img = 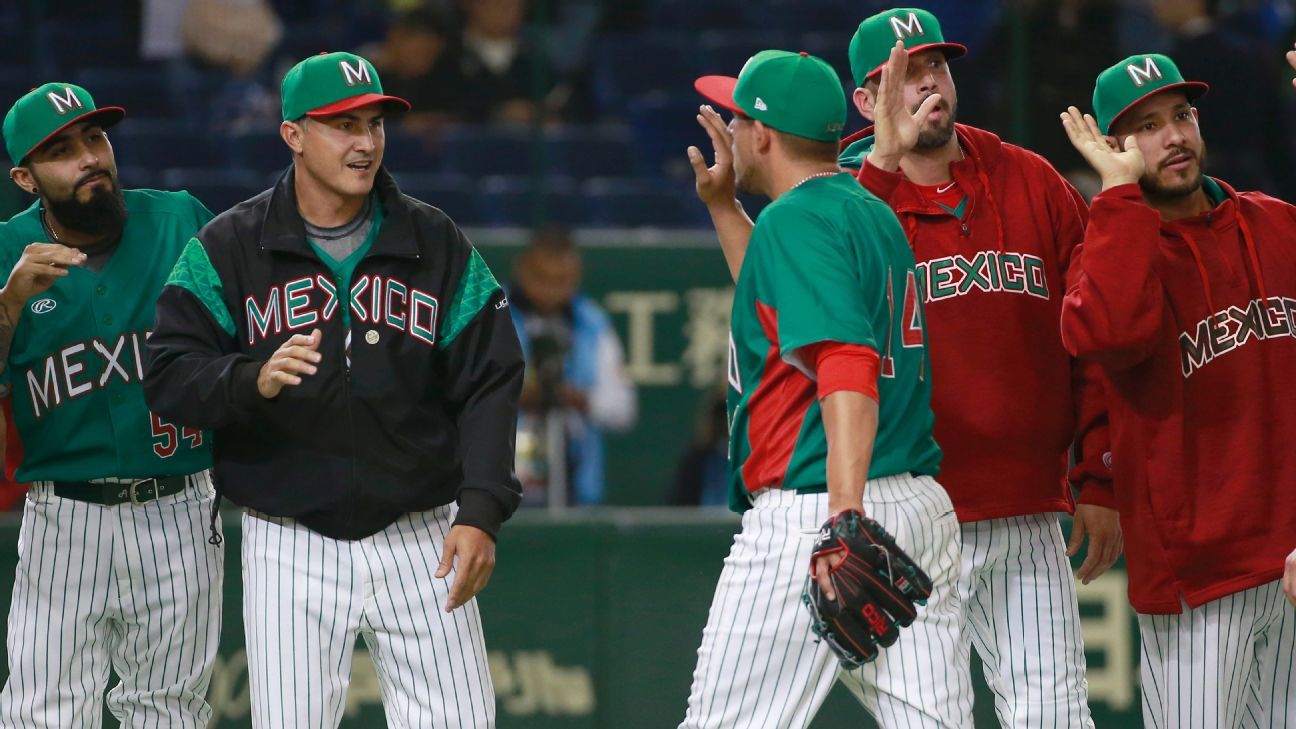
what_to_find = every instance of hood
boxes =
[1162,176,1269,316]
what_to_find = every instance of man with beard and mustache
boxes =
[144,52,523,727]
[1060,53,1296,726]
[689,7,1114,727]
[0,83,222,726]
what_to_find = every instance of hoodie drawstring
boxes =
[975,169,1007,253]
[1172,229,1219,318]
[1234,212,1270,303]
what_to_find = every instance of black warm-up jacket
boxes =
[144,166,524,540]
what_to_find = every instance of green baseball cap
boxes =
[848,8,967,87]
[3,83,125,166]
[1093,53,1209,134]
[694,50,847,142]
[281,51,410,121]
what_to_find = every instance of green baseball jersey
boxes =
[0,189,214,482]
[726,172,940,512]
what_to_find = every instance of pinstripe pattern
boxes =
[241,504,494,729]
[1138,579,1296,728]
[958,515,1093,728]
[0,472,223,728]
[680,475,972,728]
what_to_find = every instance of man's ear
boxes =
[854,86,877,122]
[752,120,773,154]
[280,119,306,156]
[10,167,36,196]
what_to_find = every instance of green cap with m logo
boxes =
[281,51,411,121]
[694,50,847,142]
[848,8,967,87]
[1092,53,1209,134]
[3,83,125,166]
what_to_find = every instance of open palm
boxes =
[1060,106,1145,189]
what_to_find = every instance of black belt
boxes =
[51,476,191,506]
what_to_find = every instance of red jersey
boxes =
[1061,179,1296,614]
[842,123,1112,523]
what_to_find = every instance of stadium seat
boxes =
[227,130,295,175]
[392,173,484,226]
[645,0,750,32]
[159,168,263,216]
[381,129,446,175]
[582,177,701,228]
[75,66,178,119]
[592,33,694,109]
[626,93,708,180]
[439,127,537,178]
[547,125,639,179]
[480,175,585,227]
[697,32,791,76]
[111,122,227,170]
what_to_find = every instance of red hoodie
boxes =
[1062,179,1296,614]
[843,123,1113,523]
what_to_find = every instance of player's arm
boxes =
[144,237,309,428]
[435,230,526,611]
[1043,164,1124,582]
[1057,107,1168,368]
[0,243,87,386]
[688,104,754,281]
[1284,547,1296,607]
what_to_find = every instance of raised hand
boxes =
[867,41,943,172]
[257,328,322,399]
[1060,106,1145,191]
[1287,44,1296,88]
[687,104,737,207]
[0,243,85,313]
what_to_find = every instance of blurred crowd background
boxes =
[2,0,1295,510]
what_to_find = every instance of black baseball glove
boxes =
[801,509,934,669]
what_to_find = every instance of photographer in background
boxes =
[508,226,636,506]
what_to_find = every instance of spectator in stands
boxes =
[508,226,636,506]
[367,6,470,131]
[1151,0,1296,198]
[668,385,728,507]
[457,0,564,124]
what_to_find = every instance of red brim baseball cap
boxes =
[693,76,745,117]
[305,92,411,118]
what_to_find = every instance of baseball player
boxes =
[681,49,970,728]
[689,8,1116,727]
[1060,52,1296,727]
[1285,547,1296,608]
[0,84,221,726]
[143,52,524,728]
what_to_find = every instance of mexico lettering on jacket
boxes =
[25,330,150,419]
[243,275,440,347]
[917,251,1050,303]
[1179,295,1296,378]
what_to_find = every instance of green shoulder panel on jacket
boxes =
[167,236,236,337]
[838,135,874,170]
[439,247,502,348]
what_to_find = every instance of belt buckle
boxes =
[129,478,159,505]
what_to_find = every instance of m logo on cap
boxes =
[46,87,83,116]
[1126,57,1163,88]
[339,60,372,87]
[889,12,925,40]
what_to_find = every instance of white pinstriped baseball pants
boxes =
[241,503,495,729]
[958,514,1094,728]
[0,474,223,729]
[1138,579,1296,728]
[680,475,973,729]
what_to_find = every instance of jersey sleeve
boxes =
[753,204,878,370]
[182,190,217,229]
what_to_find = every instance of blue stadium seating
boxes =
[75,66,178,119]
[592,33,694,109]
[547,125,639,179]
[582,177,700,228]
[110,122,227,170]
[159,168,263,216]
[480,176,586,227]
[696,32,791,76]
[626,93,709,180]
[439,127,536,178]
[392,173,484,227]
[227,130,294,175]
